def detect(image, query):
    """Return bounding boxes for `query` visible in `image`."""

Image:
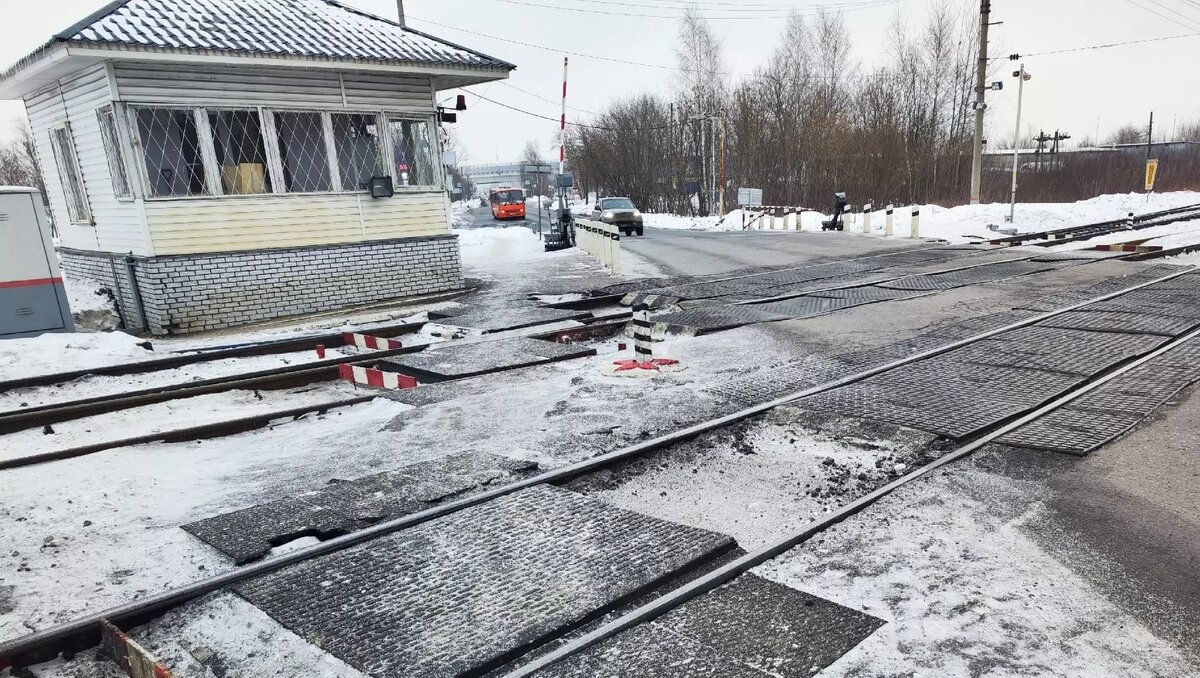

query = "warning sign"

[1145,159,1159,191]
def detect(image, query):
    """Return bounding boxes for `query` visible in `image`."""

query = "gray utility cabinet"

[0,186,74,338]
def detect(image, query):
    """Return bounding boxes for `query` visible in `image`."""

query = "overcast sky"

[2,0,1199,163]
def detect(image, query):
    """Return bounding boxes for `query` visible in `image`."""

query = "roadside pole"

[1007,63,1029,223]
[969,0,991,205]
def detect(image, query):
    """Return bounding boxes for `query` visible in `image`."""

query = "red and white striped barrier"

[101,619,177,678]
[338,364,417,390]
[342,332,403,351]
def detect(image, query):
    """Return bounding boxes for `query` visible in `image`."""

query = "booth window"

[387,117,437,188]
[48,125,91,223]
[331,113,385,191]
[96,107,131,198]
[133,107,207,197]
[208,109,272,195]
[274,111,331,193]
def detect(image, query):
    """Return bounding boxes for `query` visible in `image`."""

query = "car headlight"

[603,211,614,219]
[632,210,642,219]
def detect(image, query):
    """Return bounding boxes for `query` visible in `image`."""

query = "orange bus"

[490,187,526,220]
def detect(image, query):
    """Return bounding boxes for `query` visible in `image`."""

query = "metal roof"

[9,0,512,77]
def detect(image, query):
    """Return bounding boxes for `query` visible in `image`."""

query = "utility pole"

[718,111,727,215]
[396,0,405,26]
[969,0,991,205]
[1147,111,1154,161]
[1007,63,1029,224]
[709,116,717,216]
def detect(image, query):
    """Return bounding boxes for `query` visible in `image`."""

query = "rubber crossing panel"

[430,307,591,333]
[536,574,883,678]
[234,485,734,678]
[652,306,792,333]
[378,337,595,382]
[183,453,538,563]
[1036,310,1200,336]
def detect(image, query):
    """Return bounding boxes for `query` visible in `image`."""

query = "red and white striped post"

[559,57,568,175]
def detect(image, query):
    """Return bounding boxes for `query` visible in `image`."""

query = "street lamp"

[1007,64,1032,223]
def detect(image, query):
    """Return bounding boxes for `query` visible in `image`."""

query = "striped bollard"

[862,203,872,234]
[885,204,894,236]
[633,303,653,363]
[910,206,920,238]
[608,303,683,375]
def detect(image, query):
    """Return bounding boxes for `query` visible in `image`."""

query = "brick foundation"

[58,235,463,335]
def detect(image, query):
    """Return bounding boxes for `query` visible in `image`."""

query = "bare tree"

[520,139,548,196]
[1106,123,1144,145]
[0,121,45,194]
[675,7,726,215]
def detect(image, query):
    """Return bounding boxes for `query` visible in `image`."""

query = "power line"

[463,89,677,132]
[497,80,601,116]
[1013,29,1200,58]
[1124,0,1200,31]
[495,0,894,20]
[543,0,895,13]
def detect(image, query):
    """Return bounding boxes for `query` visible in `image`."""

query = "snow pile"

[454,226,544,272]
[0,330,153,381]
[449,199,475,228]
[632,191,1200,243]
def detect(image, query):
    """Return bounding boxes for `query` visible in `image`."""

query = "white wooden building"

[0,0,513,334]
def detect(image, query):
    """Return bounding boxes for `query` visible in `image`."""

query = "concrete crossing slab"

[536,574,883,678]
[234,485,735,678]
[182,453,539,563]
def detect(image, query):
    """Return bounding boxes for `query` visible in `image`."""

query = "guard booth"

[0,187,74,338]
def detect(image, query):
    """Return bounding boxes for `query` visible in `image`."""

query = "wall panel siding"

[24,84,99,252]
[57,64,147,255]
[113,62,434,113]
[145,192,450,255]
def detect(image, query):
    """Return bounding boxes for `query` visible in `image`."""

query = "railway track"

[0,265,1191,671]
[0,319,426,393]
[988,202,1200,248]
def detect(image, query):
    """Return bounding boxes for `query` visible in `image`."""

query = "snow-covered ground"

[0,331,154,382]
[637,191,1200,244]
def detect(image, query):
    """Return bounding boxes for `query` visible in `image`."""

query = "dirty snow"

[0,398,411,642]
[0,348,335,412]
[0,384,359,465]
[756,457,1199,677]
[0,331,153,382]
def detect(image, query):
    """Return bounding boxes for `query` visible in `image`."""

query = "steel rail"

[987,202,1200,246]
[0,316,628,437]
[1026,210,1200,248]
[504,320,1200,678]
[0,266,1190,669]
[0,321,426,393]
[0,396,376,471]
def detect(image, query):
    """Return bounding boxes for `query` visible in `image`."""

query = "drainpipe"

[122,255,149,333]
[396,0,405,26]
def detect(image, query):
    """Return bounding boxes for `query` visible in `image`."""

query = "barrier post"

[910,206,920,238]
[632,302,653,364]
[885,204,894,236]
[862,203,872,234]
[611,228,621,275]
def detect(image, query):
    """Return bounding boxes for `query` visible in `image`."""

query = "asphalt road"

[619,226,921,276]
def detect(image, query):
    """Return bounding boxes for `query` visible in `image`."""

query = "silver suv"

[590,197,644,236]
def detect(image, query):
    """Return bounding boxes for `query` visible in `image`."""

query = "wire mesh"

[332,112,385,191]
[133,107,207,197]
[388,117,437,187]
[274,111,332,193]
[208,109,272,195]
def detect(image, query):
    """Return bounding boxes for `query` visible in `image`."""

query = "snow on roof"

[4,0,513,82]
